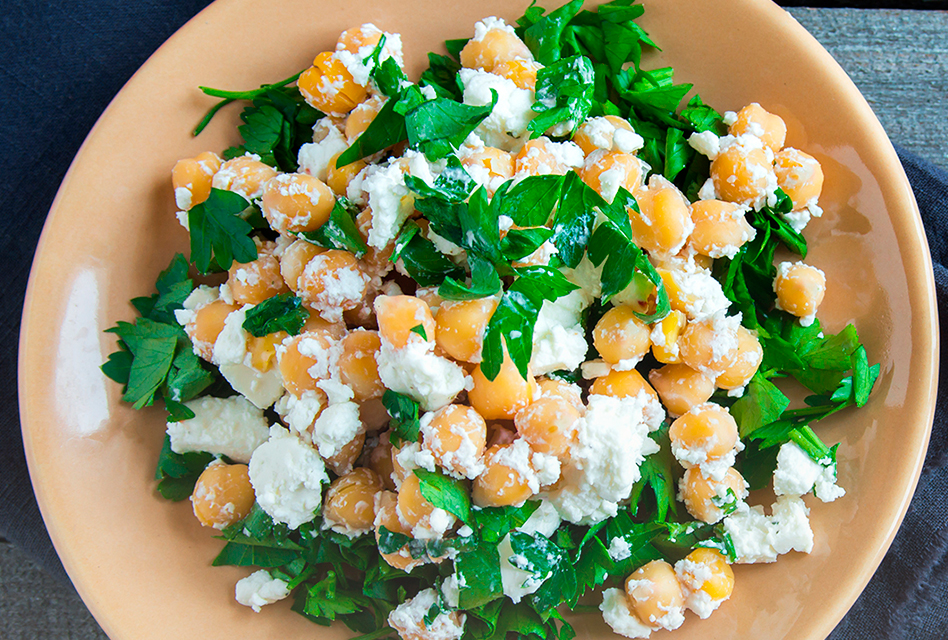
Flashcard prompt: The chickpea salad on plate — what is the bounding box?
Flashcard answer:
[101,1,879,638]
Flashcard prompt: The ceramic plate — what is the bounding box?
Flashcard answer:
[19,0,938,638]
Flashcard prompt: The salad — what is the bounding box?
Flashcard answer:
[102,1,879,638]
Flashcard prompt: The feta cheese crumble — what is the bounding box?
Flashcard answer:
[723,496,814,564]
[388,589,466,640]
[773,441,845,502]
[166,396,269,463]
[235,570,291,612]
[248,426,329,529]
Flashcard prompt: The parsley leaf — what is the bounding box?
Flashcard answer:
[242,292,309,337]
[406,92,498,161]
[419,52,463,101]
[549,172,605,268]
[480,266,579,380]
[731,373,791,439]
[496,175,564,227]
[336,97,408,168]
[629,425,678,522]
[472,501,542,544]
[523,0,585,65]
[106,319,180,409]
[414,469,472,524]
[455,542,504,609]
[188,188,258,274]
[405,155,476,202]
[382,391,421,446]
[153,434,214,501]
[509,531,577,613]
[391,221,466,287]
[528,55,595,137]
[298,197,368,258]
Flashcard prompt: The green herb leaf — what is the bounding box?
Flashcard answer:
[523,0,585,65]
[242,292,310,337]
[405,155,476,202]
[377,526,412,555]
[439,254,502,301]
[480,266,579,380]
[391,221,466,287]
[528,55,595,136]
[501,227,555,262]
[472,501,542,544]
[455,543,504,609]
[105,319,180,409]
[406,92,497,161]
[680,94,724,133]
[413,468,471,524]
[336,98,408,168]
[496,175,564,227]
[509,531,577,613]
[298,197,369,258]
[630,425,678,522]
[731,373,791,438]
[382,391,421,446]
[550,172,605,268]
[420,52,463,101]
[153,434,213,501]
[188,188,258,274]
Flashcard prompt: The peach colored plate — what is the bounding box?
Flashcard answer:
[18,0,938,638]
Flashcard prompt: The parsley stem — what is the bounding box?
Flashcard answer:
[349,626,396,640]
[191,70,305,137]
[199,70,304,100]
[570,605,600,614]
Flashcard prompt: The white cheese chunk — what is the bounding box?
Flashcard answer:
[460,68,535,151]
[547,392,664,524]
[219,362,284,410]
[248,426,328,529]
[388,588,465,640]
[166,396,269,463]
[530,290,590,376]
[773,441,845,502]
[723,496,814,564]
[377,340,468,411]
[600,588,653,639]
[235,570,290,613]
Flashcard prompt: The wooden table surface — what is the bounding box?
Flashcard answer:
[2,6,946,640]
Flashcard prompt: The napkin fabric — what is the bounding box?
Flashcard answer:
[1,1,947,638]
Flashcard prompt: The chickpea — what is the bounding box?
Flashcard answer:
[514,396,580,458]
[729,103,787,153]
[172,151,222,210]
[375,295,436,349]
[624,560,685,630]
[669,403,739,460]
[677,548,735,607]
[650,309,686,364]
[536,377,584,411]
[374,491,424,571]
[515,138,582,176]
[345,95,386,142]
[435,297,497,362]
[227,253,289,306]
[493,58,542,91]
[678,316,739,378]
[679,467,748,523]
[336,24,384,54]
[186,299,239,360]
[710,145,773,206]
[298,51,368,116]
[280,238,325,292]
[326,152,366,197]
[337,330,384,401]
[688,199,754,258]
[325,431,365,476]
[360,397,389,433]
[459,25,533,73]
[323,467,383,534]
[278,331,336,395]
[629,176,694,256]
[460,146,515,192]
[572,115,637,156]
[301,313,347,339]
[191,463,255,529]
[212,155,278,201]
[297,249,369,322]
[472,443,536,507]
[593,305,651,365]
[261,173,334,234]
[589,369,659,404]
[774,262,826,322]
[420,404,488,478]
[368,434,397,490]
[468,351,536,420]
[715,326,763,390]
[649,364,715,417]
[396,473,436,529]
[246,330,288,372]
[580,150,645,203]
[774,148,824,210]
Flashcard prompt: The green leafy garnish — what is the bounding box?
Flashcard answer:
[242,292,309,337]
[414,469,472,524]
[382,391,421,446]
[153,434,214,501]
[188,188,258,274]
[298,197,369,258]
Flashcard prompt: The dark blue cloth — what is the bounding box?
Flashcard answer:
[0,1,945,638]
